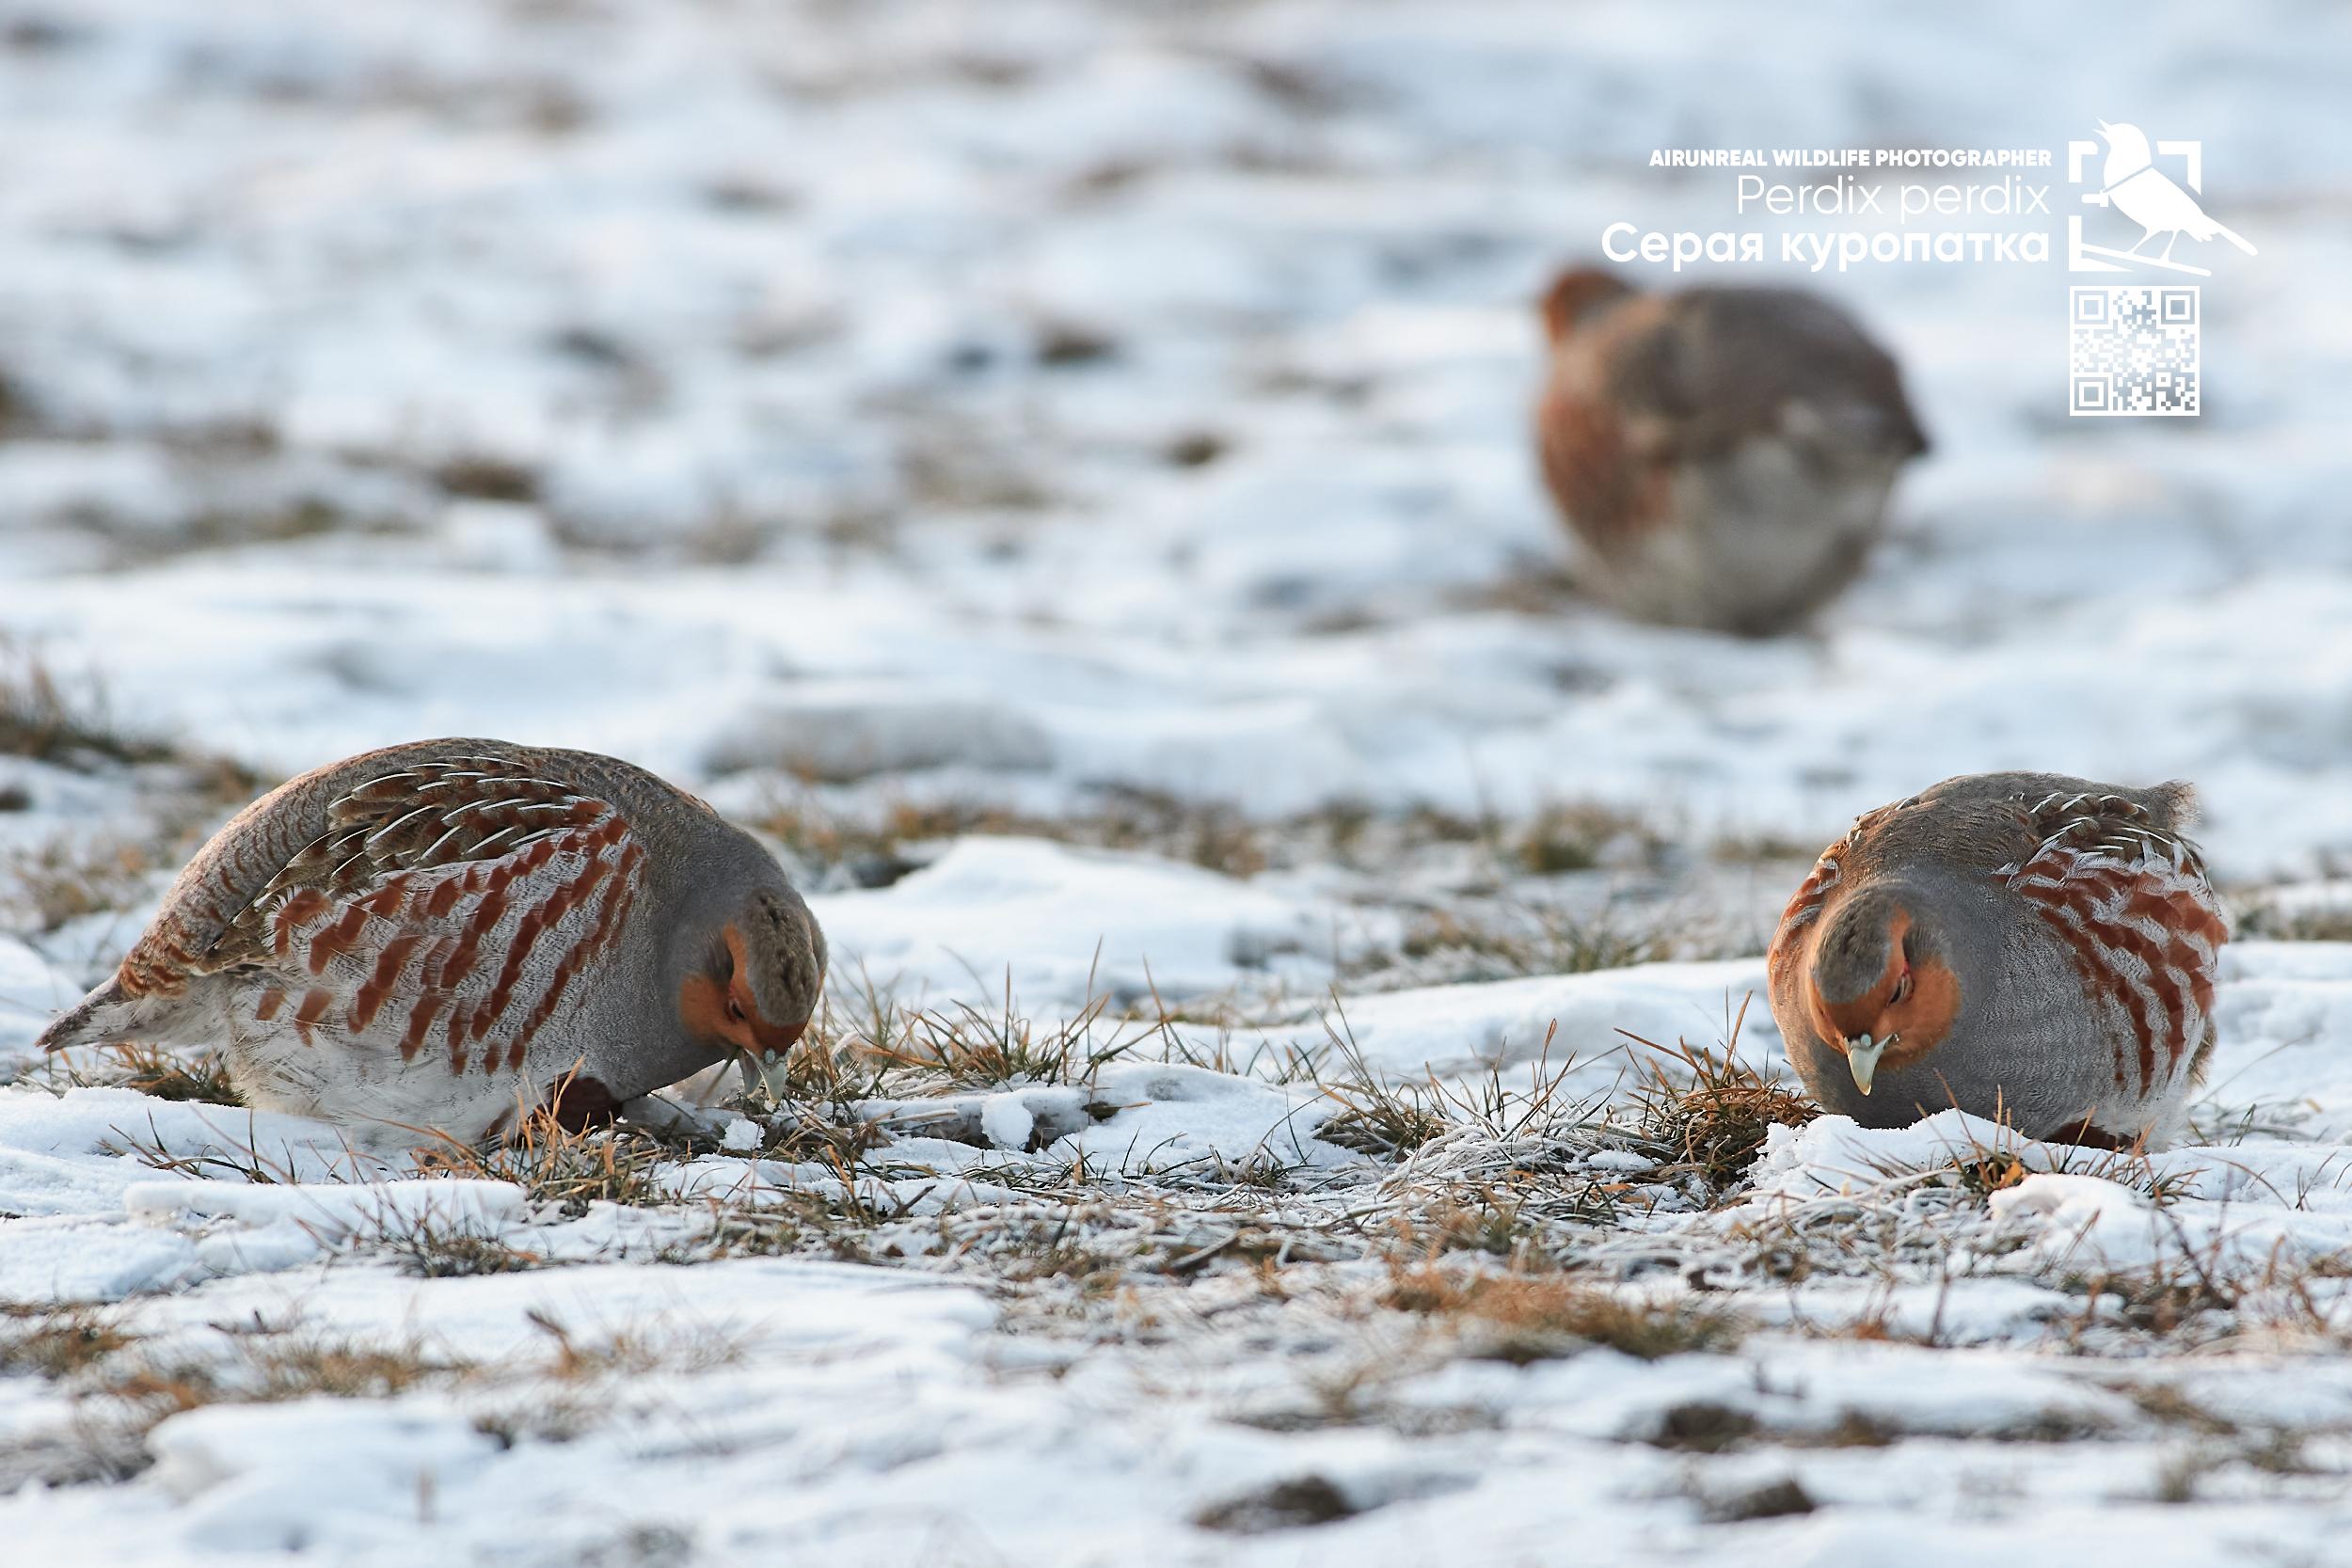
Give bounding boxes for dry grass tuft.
[415,1105,679,1216]
[2119,1381,2240,1436]
[1393,906,1666,977]
[1708,829,1820,865]
[0,1307,139,1379]
[751,791,1679,904]
[176,499,360,553]
[816,972,1136,1093]
[1315,1079,1452,1160]
[1650,1401,1762,1452]
[1310,1008,1454,1160]
[1193,1475,1356,1533]
[433,454,540,503]
[242,1335,471,1401]
[754,797,1029,887]
[0,645,175,769]
[106,1114,289,1184]
[0,834,154,932]
[1516,802,1664,875]
[1308,1006,1579,1164]
[882,996,1127,1088]
[0,1296,750,1487]
[754,787,1266,886]
[1702,1475,1816,1521]
[898,427,1057,512]
[1628,1002,1816,1193]
[78,1041,243,1105]
[2072,1262,2239,1337]
[977,1214,1136,1295]
[1392,1195,1542,1259]
[524,1307,747,1382]
[2232,900,2352,942]
[1354,895,1726,989]
[1382,1263,1744,1363]
[380,1225,544,1279]
[1314,1013,1663,1247]
[78,1331,468,1433]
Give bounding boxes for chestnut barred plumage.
[38,739,826,1144]
[1768,772,2225,1148]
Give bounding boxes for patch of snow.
[811,836,1337,1007]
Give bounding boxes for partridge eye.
[1892,974,1913,1005]
[725,998,747,1024]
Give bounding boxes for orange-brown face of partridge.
[676,890,827,1097]
[1806,901,1962,1094]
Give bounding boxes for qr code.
[2070,286,2200,417]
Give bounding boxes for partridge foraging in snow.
[1767,773,2227,1148]
[38,739,826,1143]
[1534,266,1929,636]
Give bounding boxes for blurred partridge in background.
[1534,267,1930,636]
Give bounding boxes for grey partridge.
[1767,772,2227,1148]
[1534,266,1929,636]
[38,738,826,1143]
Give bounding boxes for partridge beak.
[1844,1032,1895,1096]
[2094,119,2113,137]
[735,1049,798,1103]
[732,1017,810,1104]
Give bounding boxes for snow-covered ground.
[5,1,2352,1562]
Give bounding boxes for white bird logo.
[2088,119,2257,263]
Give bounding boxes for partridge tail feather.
[2215,223,2257,256]
[36,974,155,1053]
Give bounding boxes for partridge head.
[1801,884,1969,1097]
[675,883,829,1099]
